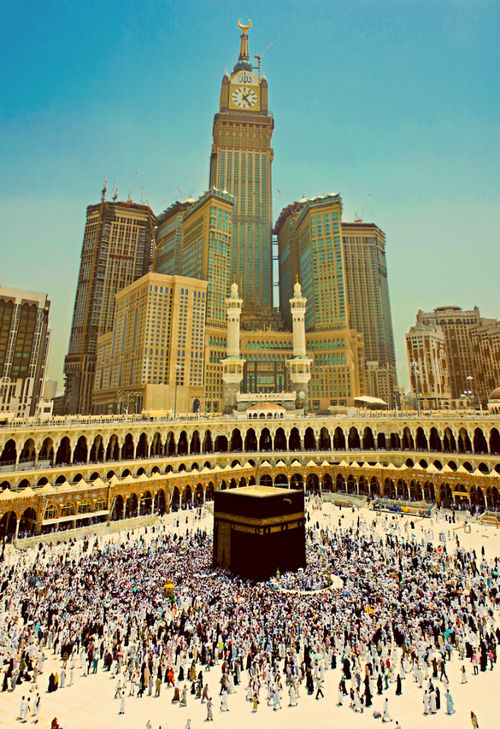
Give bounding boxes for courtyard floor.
[0,504,498,729]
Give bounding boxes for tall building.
[153,199,193,276]
[64,198,156,414]
[276,194,346,331]
[209,21,274,321]
[406,322,451,409]
[0,285,50,418]
[93,272,207,414]
[180,189,234,326]
[342,222,398,405]
[416,306,481,400]
[470,318,500,405]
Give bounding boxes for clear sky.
[1,0,499,391]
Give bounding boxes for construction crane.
[254,39,276,78]
[354,193,371,223]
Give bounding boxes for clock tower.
[209,20,274,324]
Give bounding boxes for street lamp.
[410,361,421,416]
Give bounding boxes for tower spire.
[235,19,253,71]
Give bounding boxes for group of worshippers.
[0,502,498,728]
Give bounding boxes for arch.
[259,428,272,452]
[486,487,499,511]
[323,473,333,492]
[136,467,146,476]
[477,462,489,474]
[260,474,273,487]
[230,429,242,452]
[154,489,167,516]
[214,434,228,452]
[442,427,457,453]
[176,431,188,456]
[61,502,75,517]
[389,432,401,450]
[415,427,428,451]
[0,511,17,541]
[470,486,485,512]
[19,438,36,464]
[150,431,163,457]
[0,439,17,466]
[362,427,375,450]
[489,428,500,455]
[140,490,153,515]
[358,475,368,496]
[405,458,414,467]
[319,427,331,450]
[202,430,213,454]
[473,428,488,455]
[370,476,379,497]
[105,434,120,461]
[205,483,214,501]
[44,504,56,520]
[195,484,204,506]
[192,398,200,413]
[336,473,346,492]
[182,486,192,507]
[433,460,443,470]
[429,427,441,452]
[136,432,149,459]
[289,427,301,451]
[274,473,289,487]
[377,432,386,450]
[229,478,238,489]
[171,486,180,511]
[55,436,71,466]
[125,493,138,518]
[39,436,54,464]
[165,431,176,457]
[346,474,356,495]
[37,476,49,486]
[402,427,414,451]
[55,475,66,485]
[439,483,452,509]
[73,473,84,483]
[458,427,472,454]
[121,433,134,460]
[190,430,201,455]
[89,435,104,463]
[290,473,304,489]
[111,495,124,520]
[306,473,319,494]
[348,427,360,450]
[72,435,88,464]
[383,478,395,499]
[18,478,31,490]
[274,427,287,451]
[243,428,256,452]
[121,468,131,478]
[333,427,346,450]
[304,427,316,451]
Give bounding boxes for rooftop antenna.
[354,193,371,223]
[176,186,184,199]
[112,186,118,203]
[254,38,276,78]
[101,177,107,203]
[128,171,138,203]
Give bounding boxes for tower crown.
[234,19,253,71]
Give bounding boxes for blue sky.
[1,0,499,390]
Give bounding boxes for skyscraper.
[406,322,451,409]
[416,306,481,400]
[209,21,274,321]
[0,285,50,418]
[342,221,398,404]
[64,198,156,414]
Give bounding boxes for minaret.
[287,277,312,411]
[221,281,245,413]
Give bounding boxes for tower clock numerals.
[231,86,258,109]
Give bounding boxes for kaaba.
[213,485,306,579]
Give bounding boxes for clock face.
[231,86,258,109]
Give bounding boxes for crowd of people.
[0,502,498,728]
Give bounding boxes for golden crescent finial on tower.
[237,19,252,34]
